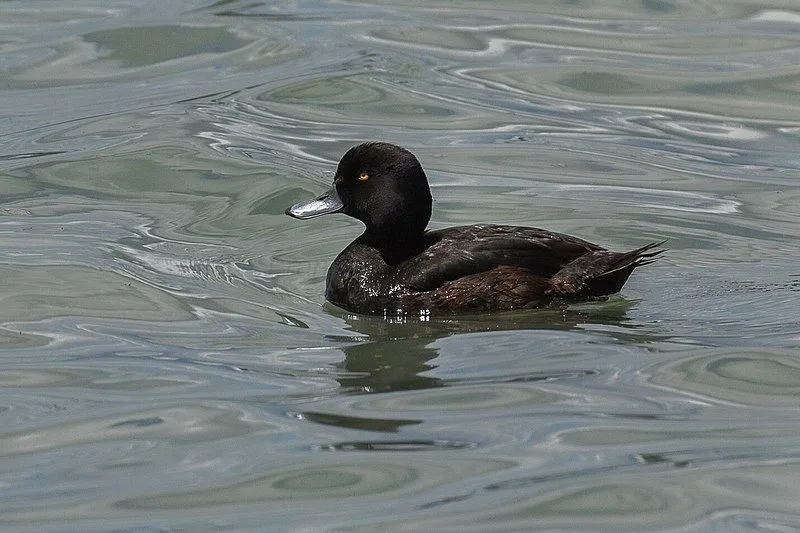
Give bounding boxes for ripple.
[657,120,763,141]
[0,368,101,388]
[367,460,800,531]
[371,24,800,59]
[511,482,688,517]
[0,327,49,349]
[316,439,477,452]
[253,71,499,130]
[295,411,420,432]
[115,456,509,510]
[83,26,251,68]
[644,349,800,407]
[345,384,566,413]
[268,76,386,106]
[559,419,800,446]
[466,66,800,121]
[752,10,800,23]
[113,242,247,285]
[0,404,265,457]
[0,207,32,216]
[0,263,194,323]
[10,23,297,87]
[552,184,741,214]
[117,462,417,508]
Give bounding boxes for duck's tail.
[548,241,666,298]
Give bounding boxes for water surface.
[1,1,799,531]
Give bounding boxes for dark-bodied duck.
[286,142,663,314]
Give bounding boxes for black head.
[286,142,432,243]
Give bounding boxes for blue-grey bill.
[285,186,344,219]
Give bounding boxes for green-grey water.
[1,1,799,531]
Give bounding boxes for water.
[1,1,799,530]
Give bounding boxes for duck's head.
[286,142,432,242]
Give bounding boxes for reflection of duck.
[287,142,664,315]
[305,305,643,448]
[330,300,637,395]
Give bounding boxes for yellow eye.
[358,171,369,182]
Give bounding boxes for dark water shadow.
[325,298,643,395]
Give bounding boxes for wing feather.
[396,224,602,291]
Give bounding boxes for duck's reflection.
[334,333,441,393]
[326,298,638,394]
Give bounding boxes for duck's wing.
[397,224,603,291]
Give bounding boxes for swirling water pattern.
[1,1,799,530]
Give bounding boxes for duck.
[286,142,664,314]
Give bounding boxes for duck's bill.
[285,186,344,219]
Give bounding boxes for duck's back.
[396,224,602,291]
[396,225,662,312]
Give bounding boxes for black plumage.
[286,142,664,314]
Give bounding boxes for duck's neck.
[358,228,427,266]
